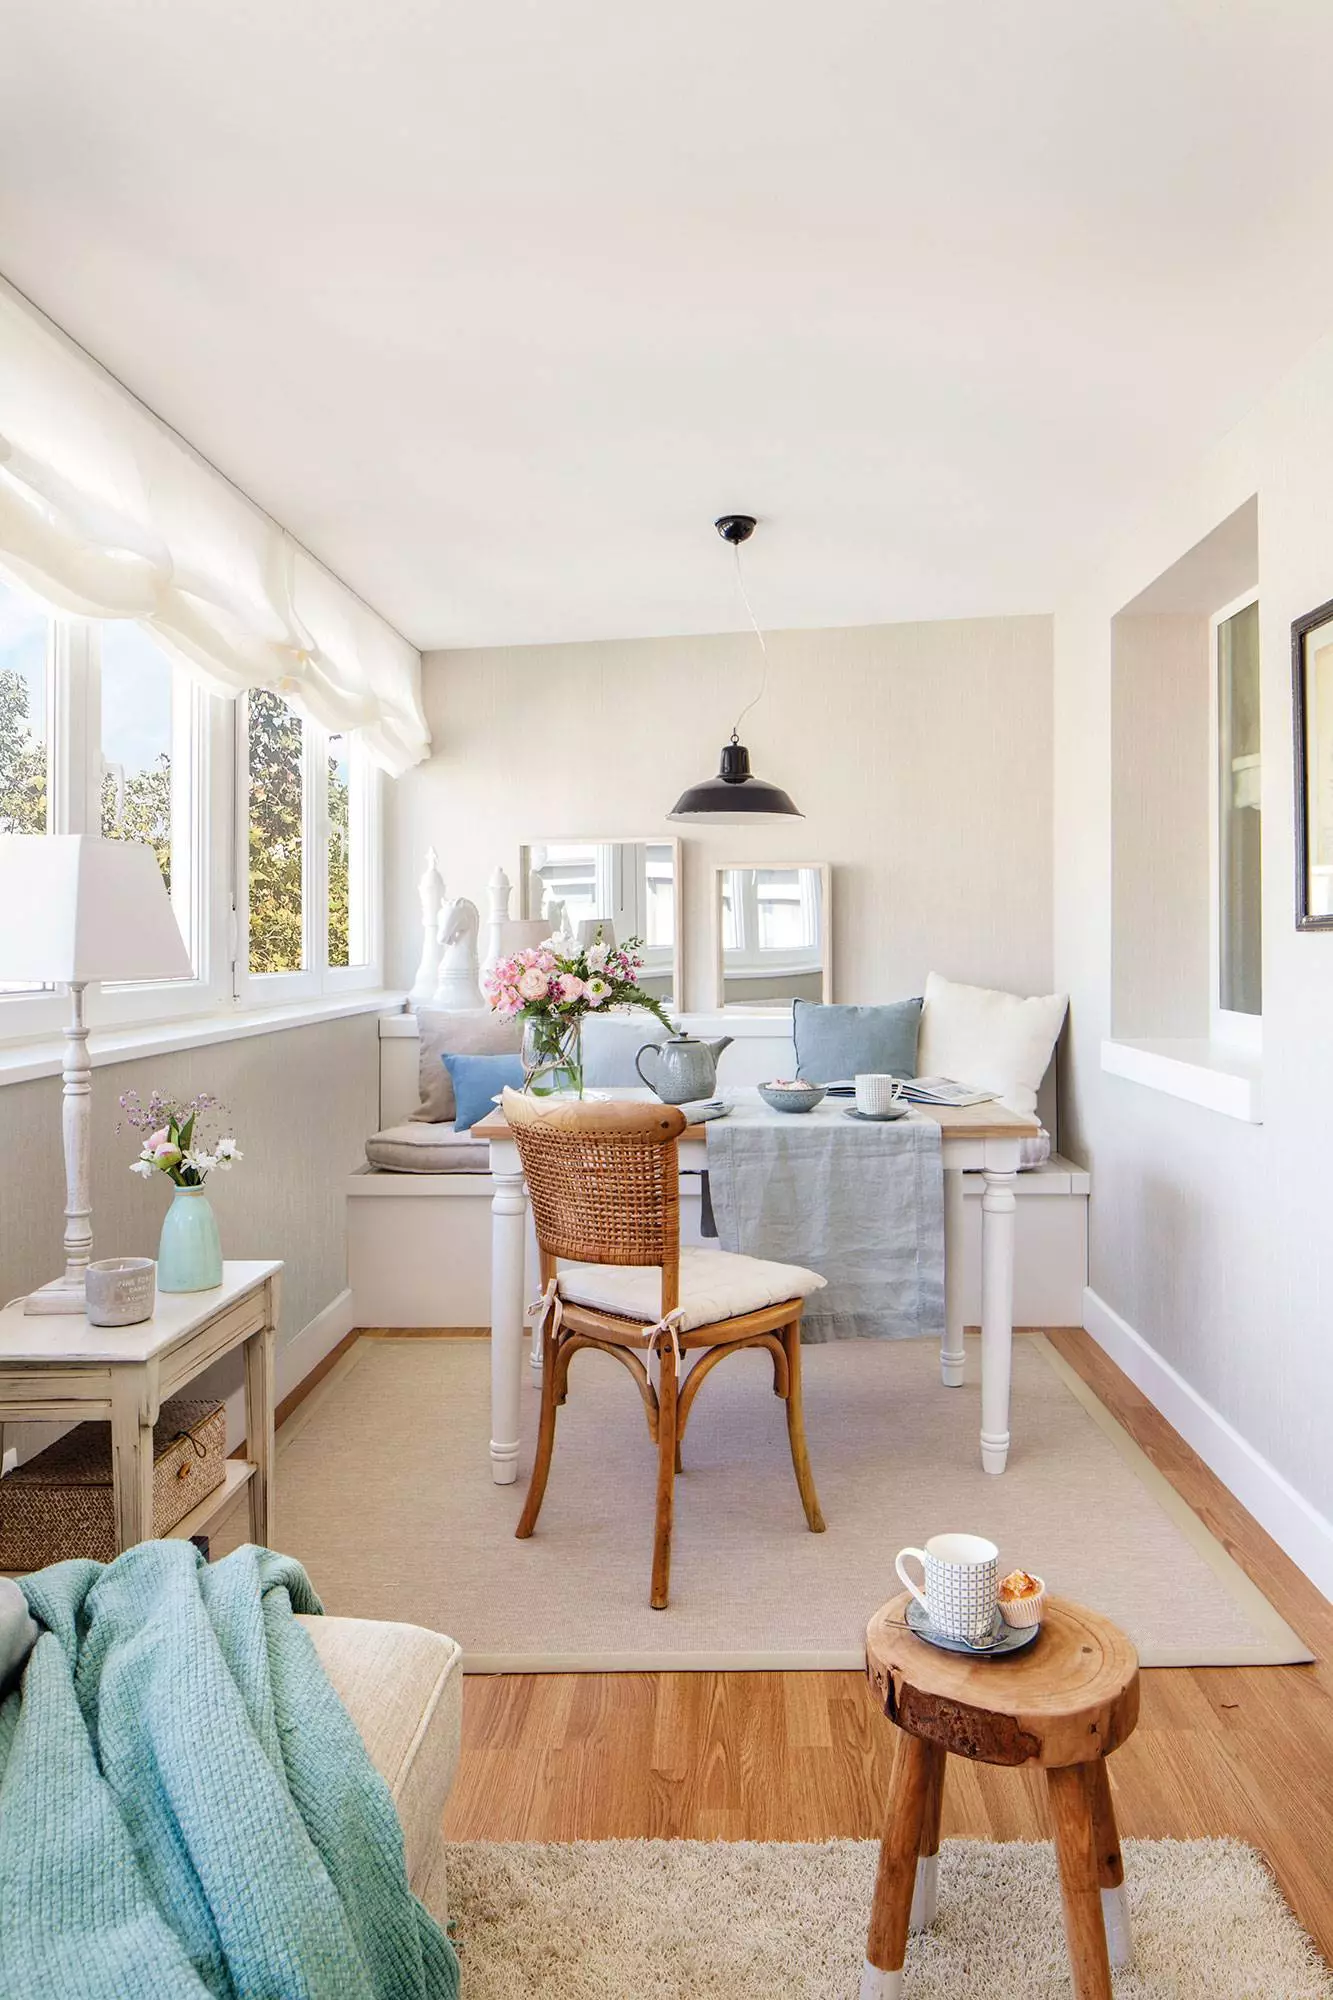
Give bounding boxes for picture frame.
[1292,596,1333,931]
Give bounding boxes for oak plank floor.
[434,1326,1333,1958]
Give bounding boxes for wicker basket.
[0,1398,227,1571]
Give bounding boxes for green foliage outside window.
[0,668,47,833]
[102,756,172,891]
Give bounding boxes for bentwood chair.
[502,1088,828,1609]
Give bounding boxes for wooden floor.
[437,1325,1333,1958]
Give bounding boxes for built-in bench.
[347,1011,1087,1329]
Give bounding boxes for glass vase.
[157,1186,224,1293]
[521,1015,585,1097]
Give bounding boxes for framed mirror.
[1293,596,1333,930]
[712,862,831,1008]
[519,837,682,1004]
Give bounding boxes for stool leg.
[1046,1765,1113,2000]
[1087,1759,1131,1968]
[910,1744,946,1933]
[861,1736,945,1999]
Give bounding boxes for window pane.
[326,736,358,968]
[248,687,306,973]
[643,843,675,952]
[101,624,173,892]
[0,583,49,835]
[1218,600,1261,1016]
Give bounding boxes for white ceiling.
[5,2,1333,651]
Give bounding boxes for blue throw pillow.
[442,1050,526,1132]
[793,998,922,1083]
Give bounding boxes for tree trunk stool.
[860,1592,1139,2000]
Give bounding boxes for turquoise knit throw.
[0,1541,459,1999]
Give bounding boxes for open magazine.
[824,1076,997,1107]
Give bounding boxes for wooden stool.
[860,1592,1139,2000]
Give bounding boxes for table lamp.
[0,835,193,1313]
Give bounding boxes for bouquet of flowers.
[120,1090,243,1188]
[484,926,671,1095]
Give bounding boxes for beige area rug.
[430,1837,1332,1999]
[252,1333,1310,1670]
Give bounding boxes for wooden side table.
[861,1592,1139,2000]
[0,1260,281,1561]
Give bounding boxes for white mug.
[895,1533,999,1643]
[855,1072,905,1117]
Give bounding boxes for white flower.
[215,1137,242,1162]
[183,1149,215,1178]
[129,1159,155,1179]
[545,929,578,958]
[586,943,608,973]
[584,976,611,1006]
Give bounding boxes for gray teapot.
[635,1032,733,1105]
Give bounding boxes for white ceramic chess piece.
[482,866,512,981]
[410,849,446,1007]
[432,896,484,1010]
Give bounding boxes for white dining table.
[469,1088,1040,1487]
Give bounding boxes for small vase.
[521,1015,585,1097]
[157,1186,223,1293]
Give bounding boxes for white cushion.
[297,1614,463,1898]
[917,971,1068,1117]
[365,1121,489,1173]
[557,1245,826,1333]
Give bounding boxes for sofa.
[298,1613,463,1920]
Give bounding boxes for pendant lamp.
[667,516,803,821]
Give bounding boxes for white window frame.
[235,691,382,1007]
[1209,587,1262,1055]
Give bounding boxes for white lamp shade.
[0,835,193,984]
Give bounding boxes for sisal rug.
[246,1332,1309,1670]
[428,1837,1332,1999]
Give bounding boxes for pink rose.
[558,973,584,1001]
[518,967,548,1001]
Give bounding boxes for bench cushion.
[365,1121,489,1173]
[297,1614,462,1895]
[557,1244,826,1333]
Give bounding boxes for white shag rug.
[435,1836,1331,1999]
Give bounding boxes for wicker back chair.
[501,1088,824,1609]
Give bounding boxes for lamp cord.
[728,543,769,741]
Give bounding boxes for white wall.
[1055,330,1333,1579]
[388,616,1054,1016]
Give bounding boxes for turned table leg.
[489,1162,528,1486]
[1047,1765,1114,2000]
[979,1166,1017,1474]
[861,1735,946,2000]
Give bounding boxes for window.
[100,623,174,889]
[0,582,49,836]
[247,686,307,976]
[1213,594,1262,1041]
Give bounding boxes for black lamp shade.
[668,739,803,820]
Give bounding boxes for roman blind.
[0,276,428,774]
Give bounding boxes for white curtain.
[0,277,429,775]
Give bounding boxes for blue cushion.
[442,1050,526,1132]
[792,998,922,1083]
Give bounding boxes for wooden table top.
[471,1088,1039,1146]
[865,1591,1140,1768]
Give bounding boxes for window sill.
[1100,1037,1262,1123]
[0,990,408,1088]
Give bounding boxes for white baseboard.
[224,1286,356,1454]
[1083,1286,1333,1602]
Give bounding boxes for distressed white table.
[0,1260,281,1557]
[470,1090,1037,1486]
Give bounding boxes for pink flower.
[149,1127,170,1150]
[518,966,549,1001]
[557,973,584,1001]
[537,950,556,972]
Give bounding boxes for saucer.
[841,1104,909,1123]
[904,1596,1040,1657]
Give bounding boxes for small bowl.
[998,1576,1046,1629]
[758,1081,827,1114]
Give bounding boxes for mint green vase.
[157,1186,223,1292]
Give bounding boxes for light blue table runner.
[704,1091,944,1340]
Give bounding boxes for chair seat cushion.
[297,1614,463,1896]
[557,1245,826,1333]
[364,1121,489,1173]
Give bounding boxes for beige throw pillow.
[411,1008,523,1122]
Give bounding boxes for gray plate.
[904,1595,1041,1657]
[841,1104,909,1122]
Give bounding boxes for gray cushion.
[365,1122,491,1173]
[581,1012,669,1088]
[410,1008,522,1122]
[793,997,922,1083]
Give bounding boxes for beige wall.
[0,1013,377,1392]
[388,616,1055,1016]
[1055,327,1333,1542]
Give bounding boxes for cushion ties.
[527,1277,564,1342]
[639,1306,686,1372]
